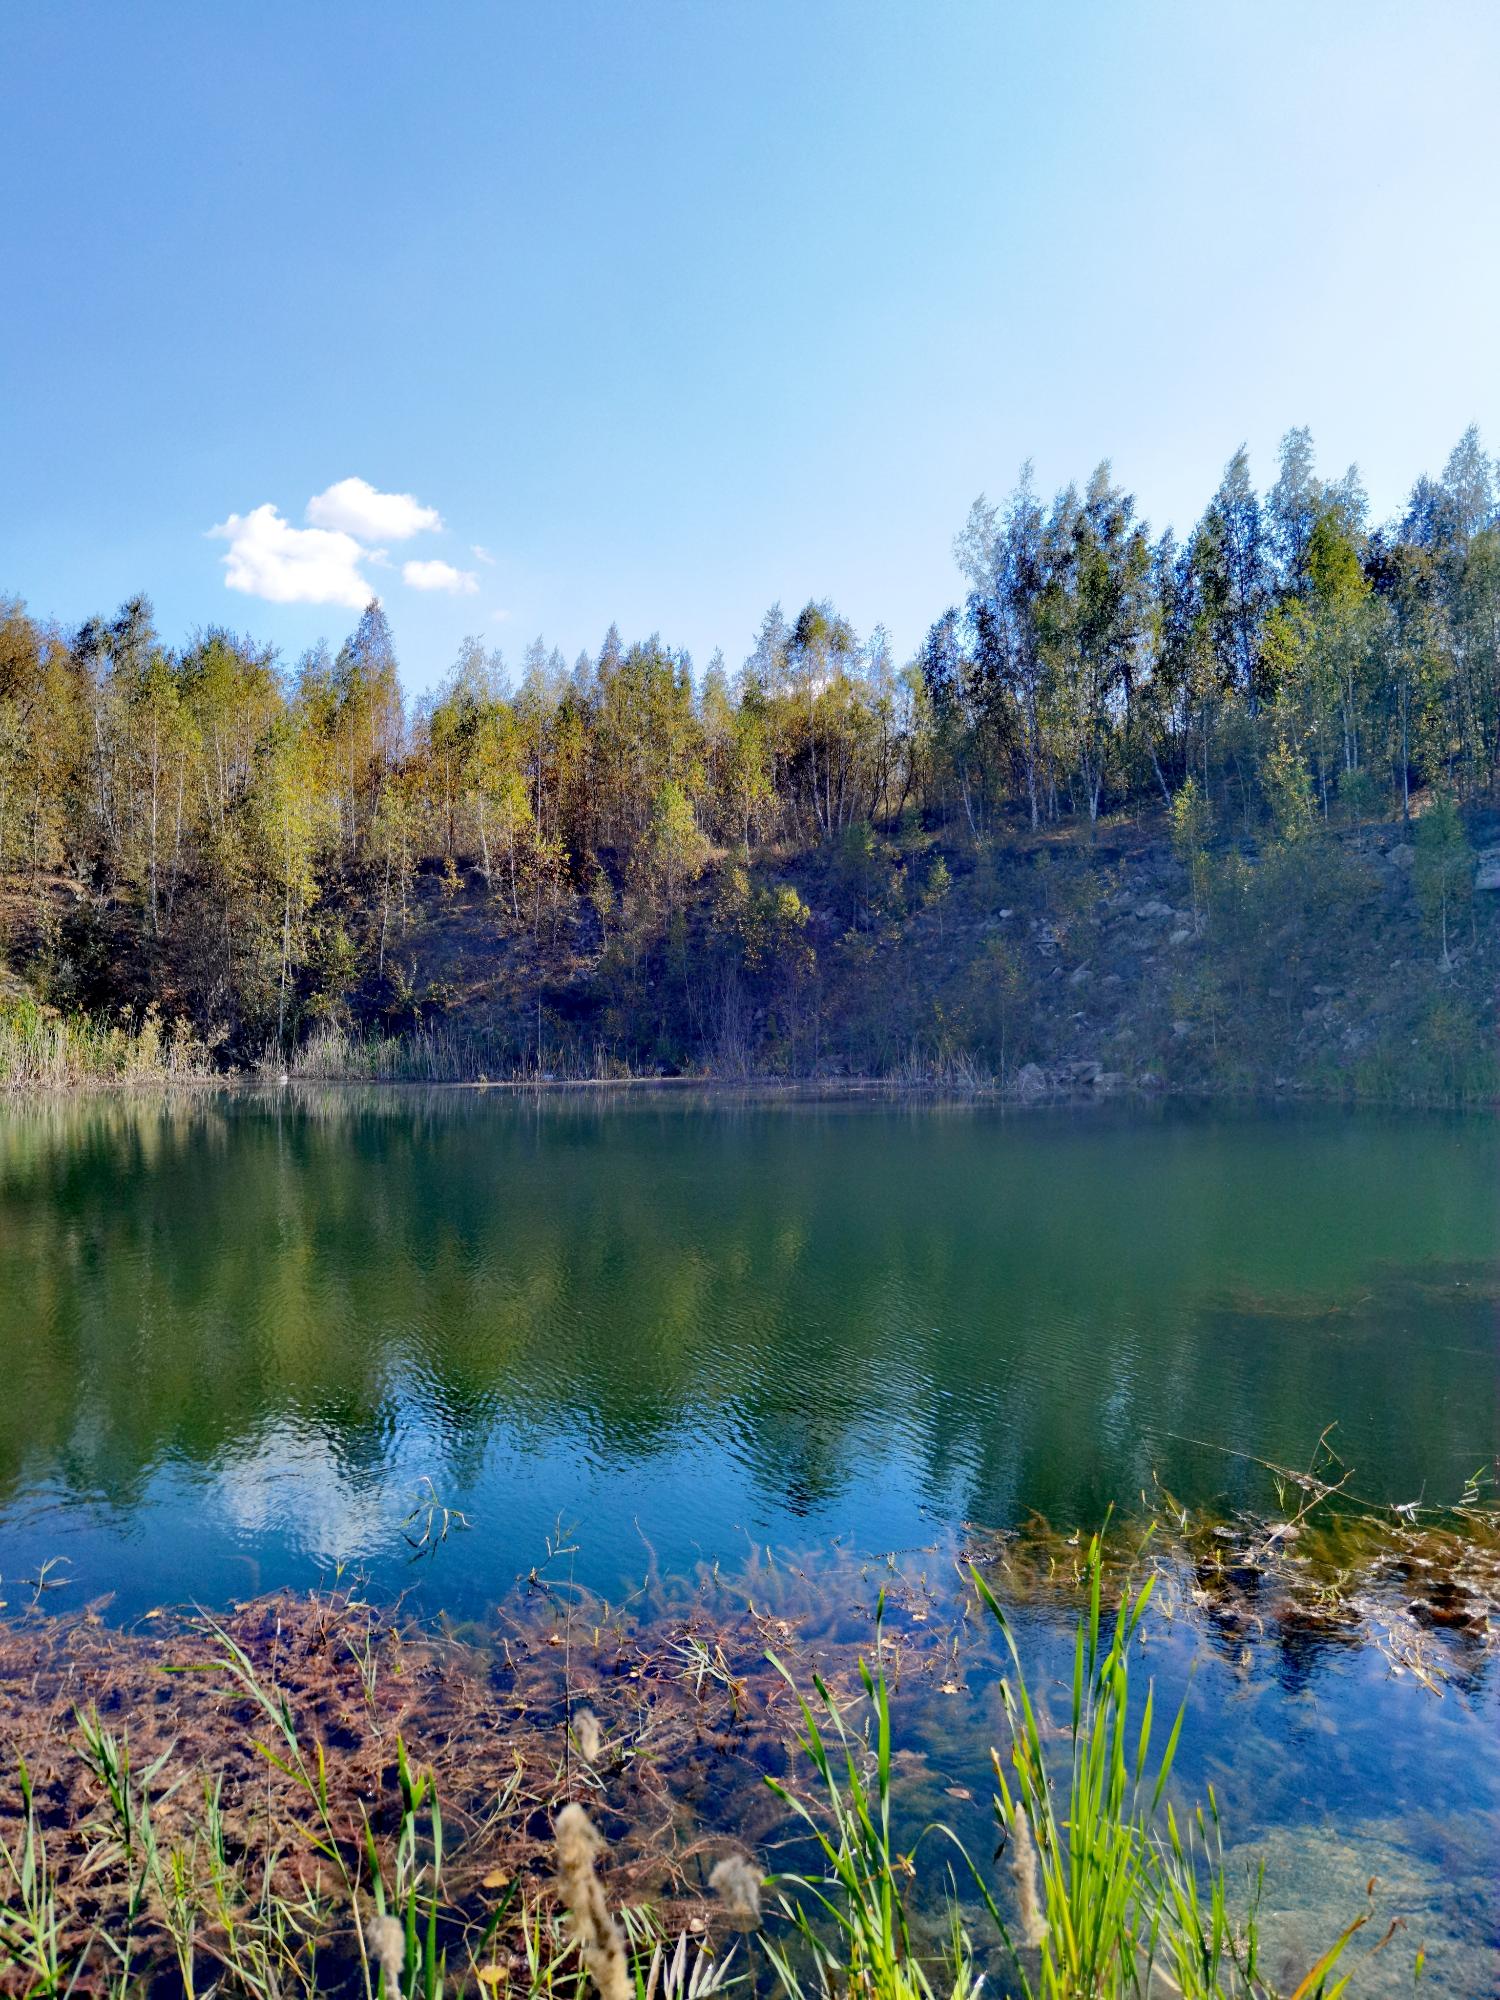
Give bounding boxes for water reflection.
[0,1089,1494,1622]
[1,1090,1496,1996]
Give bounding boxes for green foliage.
[0,427,1497,1084]
[0,994,213,1086]
[645,780,708,909]
[838,820,881,926]
[1413,792,1472,965]
[760,1544,1365,2000]
[972,1540,1364,2000]
[1169,776,1212,917]
[729,879,810,979]
[964,933,1027,1078]
[1263,735,1317,847]
[0,1758,62,1996]
[1335,764,1379,828]
[762,1602,981,2000]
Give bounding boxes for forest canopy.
[1,428,1496,1082]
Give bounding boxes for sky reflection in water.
[0,1090,1493,1613]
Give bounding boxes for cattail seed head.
[574,1707,603,1763]
[709,1852,762,1926]
[554,1803,631,2000]
[370,1911,406,1988]
[1007,1801,1047,1949]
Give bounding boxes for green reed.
[755,1537,1369,2000]
[760,1597,982,2000]
[0,1759,63,1997]
[0,995,215,1088]
[970,1536,1364,1999]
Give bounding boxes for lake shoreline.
[2,1092,1496,1995]
[1,1068,1497,1111]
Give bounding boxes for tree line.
[0,426,1495,1057]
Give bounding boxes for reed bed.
[0,1000,216,1089]
[268,1025,638,1086]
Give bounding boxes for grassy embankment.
[2,800,1496,1100]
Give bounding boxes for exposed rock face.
[1052,1058,1102,1087]
[1009,1057,1126,1099]
[1475,847,1500,892]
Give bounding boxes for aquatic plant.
[0,1488,1484,1996]
[0,1760,61,1996]
[759,1602,984,2000]
[756,1540,1370,2000]
[402,1476,473,1562]
[971,1541,1337,1998]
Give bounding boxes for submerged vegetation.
[2,428,1498,1095]
[0,1476,1494,1998]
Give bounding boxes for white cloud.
[306,477,442,541]
[210,504,374,608]
[211,477,487,609]
[403,558,479,595]
[471,543,496,565]
[490,607,513,624]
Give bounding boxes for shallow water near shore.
[0,1089,1496,1990]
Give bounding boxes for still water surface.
[0,1089,1493,1614]
[0,1091,1496,1988]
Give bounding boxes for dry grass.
[0,999,216,1089]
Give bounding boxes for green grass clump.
[765,1537,1369,2000]
[973,1544,1368,1999]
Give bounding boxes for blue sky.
[3,0,1497,694]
